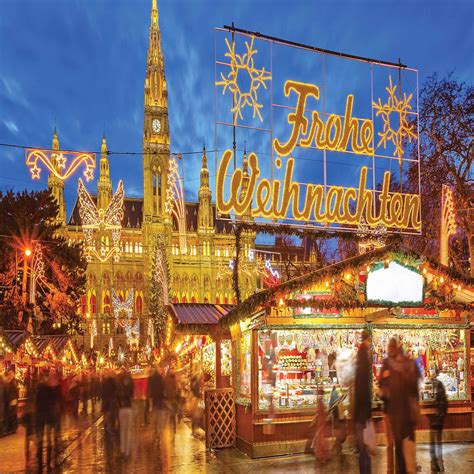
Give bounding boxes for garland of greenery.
[223,242,474,328]
[149,235,170,348]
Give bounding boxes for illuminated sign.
[215,29,421,233]
[366,262,423,304]
[26,148,96,181]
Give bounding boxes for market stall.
[220,245,474,458]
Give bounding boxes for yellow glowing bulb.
[422,268,427,275]
[440,276,444,284]
[325,281,329,288]
[457,285,462,291]
[366,265,371,272]
[24,248,32,257]
[278,298,284,307]
[345,273,351,281]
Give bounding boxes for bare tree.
[406,73,473,275]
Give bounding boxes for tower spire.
[48,128,66,224]
[145,0,167,108]
[98,135,112,211]
[151,0,158,25]
[198,145,213,231]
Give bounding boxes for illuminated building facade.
[47,1,318,351]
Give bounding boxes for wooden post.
[215,334,222,388]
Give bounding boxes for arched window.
[191,296,196,303]
[152,165,162,215]
[182,295,187,303]
[90,294,97,314]
[135,295,143,313]
[103,294,111,314]
[80,295,87,314]
[215,295,220,304]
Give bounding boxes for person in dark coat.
[354,330,372,474]
[101,371,118,436]
[117,371,134,458]
[4,369,19,434]
[148,367,165,434]
[381,342,420,474]
[36,370,62,471]
[428,368,447,472]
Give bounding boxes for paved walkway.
[58,415,474,474]
[0,404,101,474]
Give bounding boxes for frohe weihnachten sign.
[214,28,421,234]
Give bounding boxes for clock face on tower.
[152,118,161,134]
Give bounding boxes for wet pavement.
[0,402,101,473]
[60,414,474,474]
[2,407,474,473]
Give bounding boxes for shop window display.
[239,331,252,399]
[258,329,360,411]
[372,328,467,401]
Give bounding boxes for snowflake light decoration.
[77,178,124,262]
[25,148,95,181]
[372,75,417,164]
[165,158,187,254]
[216,36,271,125]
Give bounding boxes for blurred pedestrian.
[117,371,134,458]
[4,369,19,434]
[36,370,62,472]
[0,372,5,436]
[311,388,330,464]
[354,330,372,474]
[102,371,119,436]
[148,366,165,434]
[190,372,203,436]
[164,367,178,436]
[379,337,398,474]
[381,341,420,474]
[80,372,89,415]
[23,373,38,468]
[428,368,447,472]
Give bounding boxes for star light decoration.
[25,148,95,181]
[165,158,187,254]
[372,75,417,164]
[112,289,139,346]
[77,178,124,263]
[216,36,271,125]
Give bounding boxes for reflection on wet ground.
[2,408,474,473]
[59,414,474,474]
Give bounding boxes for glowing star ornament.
[25,148,96,181]
[216,36,271,124]
[165,158,187,254]
[372,75,417,164]
[77,178,124,262]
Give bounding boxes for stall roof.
[2,330,29,351]
[220,244,474,328]
[170,303,234,325]
[31,336,50,354]
[168,303,235,335]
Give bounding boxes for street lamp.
[21,247,33,305]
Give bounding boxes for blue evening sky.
[0,0,472,220]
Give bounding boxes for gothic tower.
[97,135,112,211]
[47,129,66,224]
[143,0,170,226]
[198,146,214,258]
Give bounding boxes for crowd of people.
[311,331,448,474]
[0,364,205,472]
